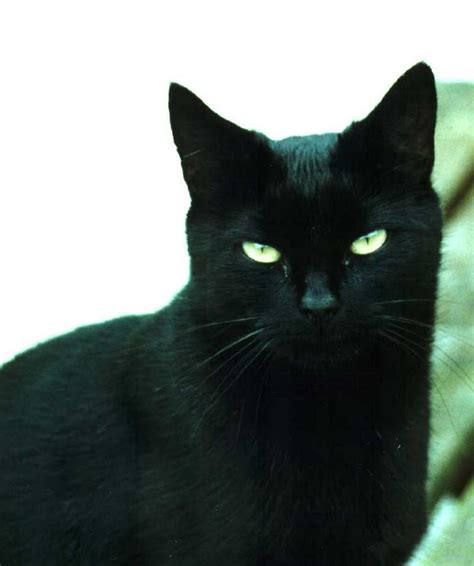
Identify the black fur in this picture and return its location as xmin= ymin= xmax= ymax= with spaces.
xmin=0 ymin=63 xmax=441 ymax=565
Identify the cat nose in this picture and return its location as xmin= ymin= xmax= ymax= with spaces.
xmin=300 ymin=273 xmax=340 ymax=323
xmin=300 ymin=293 xmax=340 ymax=323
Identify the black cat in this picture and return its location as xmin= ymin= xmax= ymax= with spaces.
xmin=0 ymin=63 xmax=441 ymax=565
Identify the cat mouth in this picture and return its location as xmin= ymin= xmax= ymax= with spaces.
xmin=261 ymin=319 xmax=367 ymax=368
xmin=265 ymin=327 xmax=336 ymax=355
xmin=274 ymin=338 xmax=362 ymax=369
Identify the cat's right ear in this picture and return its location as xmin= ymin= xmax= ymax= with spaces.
xmin=337 ymin=63 xmax=437 ymax=188
xmin=169 ymin=84 xmax=257 ymax=201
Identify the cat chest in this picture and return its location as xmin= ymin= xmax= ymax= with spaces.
xmin=192 ymin=437 xmax=385 ymax=564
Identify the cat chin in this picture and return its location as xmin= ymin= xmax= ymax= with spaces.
xmin=272 ymin=337 xmax=365 ymax=371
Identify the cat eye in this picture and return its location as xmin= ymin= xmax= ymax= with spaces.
xmin=241 ymin=241 xmax=282 ymax=264
xmin=350 ymin=229 xmax=387 ymax=255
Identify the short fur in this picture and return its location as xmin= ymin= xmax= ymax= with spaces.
xmin=0 ymin=63 xmax=441 ymax=565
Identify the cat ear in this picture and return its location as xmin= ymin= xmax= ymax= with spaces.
xmin=343 ymin=63 xmax=437 ymax=184
xmin=169 ymin=83 xmax=258 ymax=200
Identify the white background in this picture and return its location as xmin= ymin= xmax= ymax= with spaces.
xmin=0 ymin=1 xmax=472 ymax=364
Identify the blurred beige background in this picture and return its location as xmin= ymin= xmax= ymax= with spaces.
xmin=409 ymin=82 xmax=474 ymax=565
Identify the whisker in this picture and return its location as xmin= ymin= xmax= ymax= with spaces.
xmin=376 ymin=328 xmax=459 ymax=434
xmin=373 ymin=298 xmax=465 ymax=307
xmin=192 ymin=338 xmax=262 ymax=433
xmin=373 ymin=299 xmax=436 ymax=306
xmin=196 ymin=336 xmax=261 ymax=387
xmin=195 ymin=339 xmax=272 ymax=433
xmin=381 ymin=320 xmax=473 ymax=391
xmin=119 ymin=317 xmax=259 ymax=355
xmin=184 ymin=329 xmax=264 ymax=375
xmin=253 ymin=342 xmax=275 ymax=429
xmin=203 ymin=340 xmax=265 ymax=412
xmin=377 ymin=314 xmax=473 ymax=348
xmin=178 ymin=316 xmax=258 ymax=336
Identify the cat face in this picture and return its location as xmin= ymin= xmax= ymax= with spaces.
xmin=169 ymin=63 xmax=442 ymax=367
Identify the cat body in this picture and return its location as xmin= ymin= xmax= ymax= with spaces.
xmin=0 ymin=63 xmax=441 ymax=565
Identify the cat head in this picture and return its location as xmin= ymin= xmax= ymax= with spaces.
xmin=169 ymin=63 xmax=442 ymax=367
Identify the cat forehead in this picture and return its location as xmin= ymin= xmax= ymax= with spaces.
xmin=236 ymin=183 xmax=363 ymax=246
xmin=263 ymin=133 xmax=360 ymax=215
xmin=270 ymin=133 xmax=338 ymax=184
xmin=232 ymin=133 xmax=380 ymax=242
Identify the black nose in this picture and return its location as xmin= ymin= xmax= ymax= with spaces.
xmin=300 ymin=273 xmax=340 ymax=323
xmin=301 ymin=294 xmax=340 ymax=323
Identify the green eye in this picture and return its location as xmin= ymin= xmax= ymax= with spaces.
xmin=242 ymin=241 xmax=282 ymax=264
xmin=350 ymin=229 xmax=387 ymax=255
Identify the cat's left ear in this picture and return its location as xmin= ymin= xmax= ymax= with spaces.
xmin=169 ymin=83 xmax=262 ymax=201
xmin=343 ymin=63 xmax=437 ymax=183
